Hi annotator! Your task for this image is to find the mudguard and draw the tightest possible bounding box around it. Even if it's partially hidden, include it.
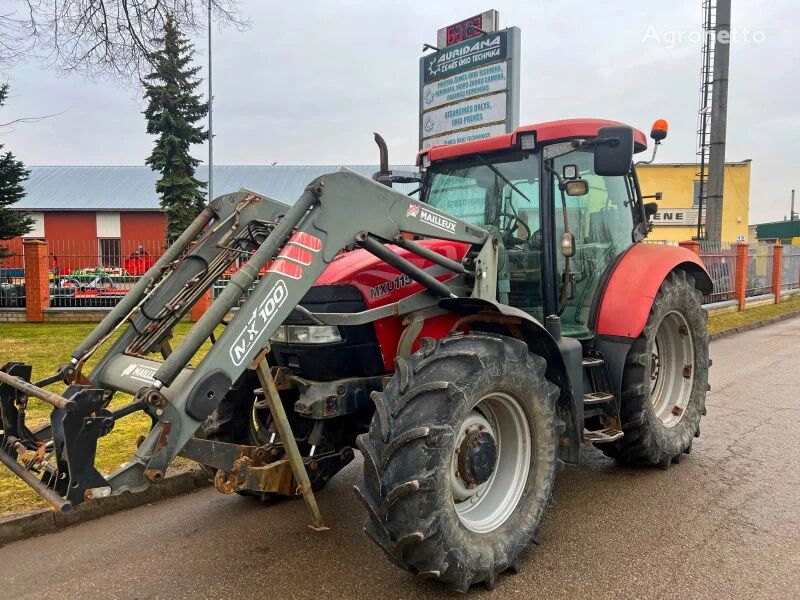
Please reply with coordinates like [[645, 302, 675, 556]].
[[595, 243, 712, 339], [438, 297, 582, 463]]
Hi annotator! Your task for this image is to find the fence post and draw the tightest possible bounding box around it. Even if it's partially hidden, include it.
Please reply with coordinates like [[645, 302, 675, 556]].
[[23, 239, 50, 322], [771, 241, 783, 303], [190, 290, 212, 322], [734, 242, 749, 311], [679, 239, 701, 256]]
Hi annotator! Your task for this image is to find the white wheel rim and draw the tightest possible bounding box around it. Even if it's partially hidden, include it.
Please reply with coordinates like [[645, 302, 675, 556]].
[[650, 310, 695, 428], [451, 391, 531, 533]]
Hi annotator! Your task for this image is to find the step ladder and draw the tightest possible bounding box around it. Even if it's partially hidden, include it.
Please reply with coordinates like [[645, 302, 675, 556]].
[[581, 354, 623, 444]]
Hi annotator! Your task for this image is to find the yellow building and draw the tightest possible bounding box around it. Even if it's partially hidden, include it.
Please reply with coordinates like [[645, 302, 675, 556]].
[[637, 160, 751, 243]]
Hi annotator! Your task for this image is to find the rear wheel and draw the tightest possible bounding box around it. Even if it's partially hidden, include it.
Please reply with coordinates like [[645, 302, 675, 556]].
[[599, 270, 709, 465], [355, 333, 561, 591]]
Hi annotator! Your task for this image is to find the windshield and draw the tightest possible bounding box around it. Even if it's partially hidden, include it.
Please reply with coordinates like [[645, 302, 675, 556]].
[[424, 152, 540, 235]]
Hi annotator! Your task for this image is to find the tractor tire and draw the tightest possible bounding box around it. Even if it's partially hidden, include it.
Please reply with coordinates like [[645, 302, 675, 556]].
[[599, 270, 709, 466], [354, 332, 561, 592]]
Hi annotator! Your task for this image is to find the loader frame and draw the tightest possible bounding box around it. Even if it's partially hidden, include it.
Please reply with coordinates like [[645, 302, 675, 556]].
[[0, 169, 501, 515]]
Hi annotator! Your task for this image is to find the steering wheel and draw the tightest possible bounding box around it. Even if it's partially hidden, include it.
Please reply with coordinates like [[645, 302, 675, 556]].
[[499, 211, 531, 248]]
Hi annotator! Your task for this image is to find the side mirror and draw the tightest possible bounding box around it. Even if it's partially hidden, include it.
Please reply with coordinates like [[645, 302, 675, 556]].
[[560, 232, 576, 258], [593, 126, 634, 176], [564, 179, 588, 196], [644, 202, 659, 220]]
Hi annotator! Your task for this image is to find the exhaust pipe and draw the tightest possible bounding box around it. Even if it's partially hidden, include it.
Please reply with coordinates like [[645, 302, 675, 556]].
[[373, 133, 391, 187]]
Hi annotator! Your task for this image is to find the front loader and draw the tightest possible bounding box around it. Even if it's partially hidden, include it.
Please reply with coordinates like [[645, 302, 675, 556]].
[[1, 118, 711, 591]]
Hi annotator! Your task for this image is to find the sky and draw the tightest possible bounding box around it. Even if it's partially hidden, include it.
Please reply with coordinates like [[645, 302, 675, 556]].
[[1, 0, 797, 223]]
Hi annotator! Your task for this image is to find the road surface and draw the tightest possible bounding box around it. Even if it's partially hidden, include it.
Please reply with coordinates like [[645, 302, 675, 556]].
[[2, 319, 799, 599]]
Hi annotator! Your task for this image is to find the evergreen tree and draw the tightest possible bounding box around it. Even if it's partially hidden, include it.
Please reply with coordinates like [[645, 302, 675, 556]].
[[0, 83, 32, 259], [143, 15, 208, 244]]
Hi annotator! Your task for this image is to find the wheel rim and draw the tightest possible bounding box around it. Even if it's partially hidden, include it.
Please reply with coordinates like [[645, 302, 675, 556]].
[[650, 310, 694, 428], [451, 391, 531, 533]]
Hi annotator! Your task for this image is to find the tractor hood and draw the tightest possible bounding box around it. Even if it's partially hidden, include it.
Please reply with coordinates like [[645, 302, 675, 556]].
[[315, 239, 471, 309]]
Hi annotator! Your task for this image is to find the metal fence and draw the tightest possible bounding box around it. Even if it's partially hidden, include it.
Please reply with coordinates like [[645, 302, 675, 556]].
[[47, 240, 163, 308], [782, 245, 800, 291], [4, 237, 800, 312], [699, 240, 737, 303], [746, 243, 774, 297]]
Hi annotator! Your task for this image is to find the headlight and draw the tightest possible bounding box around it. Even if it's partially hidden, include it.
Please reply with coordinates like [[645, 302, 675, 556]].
[[270, 325, 342, 344]]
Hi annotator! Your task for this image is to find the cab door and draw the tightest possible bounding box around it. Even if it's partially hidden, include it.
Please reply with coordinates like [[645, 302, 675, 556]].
[[549, 150, 638, 337]]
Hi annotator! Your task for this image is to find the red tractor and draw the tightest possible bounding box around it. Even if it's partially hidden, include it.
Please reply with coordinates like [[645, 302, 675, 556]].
[[1, 118, 710, 592]]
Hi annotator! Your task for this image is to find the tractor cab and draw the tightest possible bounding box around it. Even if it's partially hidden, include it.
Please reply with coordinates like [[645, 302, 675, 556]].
[[417, 119, 655, 337]]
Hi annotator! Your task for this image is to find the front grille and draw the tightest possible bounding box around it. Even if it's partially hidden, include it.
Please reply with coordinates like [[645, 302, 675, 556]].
[[270, 285, 385, 380]]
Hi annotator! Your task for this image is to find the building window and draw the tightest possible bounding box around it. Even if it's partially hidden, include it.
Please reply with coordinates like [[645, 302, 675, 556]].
[[98, 238, 121, 268], [693, 180, 703, 208]]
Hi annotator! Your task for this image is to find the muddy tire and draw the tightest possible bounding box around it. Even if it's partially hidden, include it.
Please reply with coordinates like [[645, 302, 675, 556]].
[[354, 332, 561, 591], [599, 270, 709, 465]]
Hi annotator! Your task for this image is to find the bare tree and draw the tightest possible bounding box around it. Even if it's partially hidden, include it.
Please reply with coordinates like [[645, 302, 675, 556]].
[[0, 1, 244, 82]]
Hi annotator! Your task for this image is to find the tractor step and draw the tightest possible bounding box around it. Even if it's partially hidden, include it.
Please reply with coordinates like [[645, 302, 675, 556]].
[[581, 356, 605, 368], [583, 427, 624, 444], [583, 391, 614, 405]]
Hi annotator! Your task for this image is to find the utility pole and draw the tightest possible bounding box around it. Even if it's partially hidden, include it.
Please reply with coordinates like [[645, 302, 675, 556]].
[[705, 0, 731, 241], [207, 2, 214, 203], [792, 189, 797, 221]]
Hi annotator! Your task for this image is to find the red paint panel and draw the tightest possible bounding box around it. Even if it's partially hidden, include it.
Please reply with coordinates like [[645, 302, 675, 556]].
[[279, 245, 313, 265], [44, 212, 98, 272], [289, 231, 322, 252], [315, 239, 471, 371], [419, 118, 648, 164], [595, 244, 710, 339], [268, 259, 304, 280], [120, 212, 166, 257]]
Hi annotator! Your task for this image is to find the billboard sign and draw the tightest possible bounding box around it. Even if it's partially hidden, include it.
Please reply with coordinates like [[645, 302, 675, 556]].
[[652, 207, 702, 226], [422, 31, 508, 85], [421, 92, 507, 139], [421, 123, 507, 150], [419, 16, 520, 150], [422, 62, 508, 111]]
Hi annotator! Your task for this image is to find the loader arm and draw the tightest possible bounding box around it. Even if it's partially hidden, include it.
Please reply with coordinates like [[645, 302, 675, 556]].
[[1, 168, 491, 510]]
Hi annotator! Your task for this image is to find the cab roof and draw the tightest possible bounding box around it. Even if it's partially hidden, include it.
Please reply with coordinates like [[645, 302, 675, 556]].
[[419, 118, 648, 165]]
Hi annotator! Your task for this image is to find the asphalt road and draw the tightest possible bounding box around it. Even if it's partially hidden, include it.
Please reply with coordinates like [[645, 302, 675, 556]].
[[2, 319, 799, 599]]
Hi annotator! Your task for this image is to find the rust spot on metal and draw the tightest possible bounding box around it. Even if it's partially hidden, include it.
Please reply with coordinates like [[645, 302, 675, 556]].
[[214, 469, 236, 494], [672, 406, 684, 417], [152, 422, 172, 453]]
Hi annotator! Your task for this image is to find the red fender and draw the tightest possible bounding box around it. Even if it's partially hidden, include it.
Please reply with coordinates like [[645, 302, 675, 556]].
[[595, 244, 712, 339]]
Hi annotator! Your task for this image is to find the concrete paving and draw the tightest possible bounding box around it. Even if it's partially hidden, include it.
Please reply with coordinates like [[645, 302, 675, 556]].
[[1, 318, 798, 599]]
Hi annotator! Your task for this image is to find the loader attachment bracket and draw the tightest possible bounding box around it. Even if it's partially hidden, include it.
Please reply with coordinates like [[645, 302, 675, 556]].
[[52, 386, 113, 504], [1, 363, 113, 510]]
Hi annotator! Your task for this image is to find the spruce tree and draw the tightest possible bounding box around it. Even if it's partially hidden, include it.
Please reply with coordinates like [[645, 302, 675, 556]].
[[143, 15, 208, 244], [0, 83, 33, 259]]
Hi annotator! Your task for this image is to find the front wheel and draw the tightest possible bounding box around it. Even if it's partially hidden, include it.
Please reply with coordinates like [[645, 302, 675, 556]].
[[599, 269, 709, 465], [354, 333, 561, 591]]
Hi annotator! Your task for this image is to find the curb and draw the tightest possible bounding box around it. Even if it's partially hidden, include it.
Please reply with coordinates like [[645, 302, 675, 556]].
[[0, 468, 211, 546], [709, 308, 800, 342]]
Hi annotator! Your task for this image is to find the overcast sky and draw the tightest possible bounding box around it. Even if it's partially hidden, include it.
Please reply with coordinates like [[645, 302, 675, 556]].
[[1, 0, 797, 222]]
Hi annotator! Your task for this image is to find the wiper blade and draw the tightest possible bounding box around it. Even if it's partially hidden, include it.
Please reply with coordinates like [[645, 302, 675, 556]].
[[476, 154, 532, 204]]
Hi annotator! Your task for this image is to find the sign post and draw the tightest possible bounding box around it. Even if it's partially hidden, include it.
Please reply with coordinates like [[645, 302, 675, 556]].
[[419, 12, 520, 150]]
